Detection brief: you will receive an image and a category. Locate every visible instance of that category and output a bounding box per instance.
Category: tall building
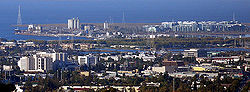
[34,55,53,71]
[68,17,80,29]
[18,57,35,71]
[52,52,68,62]
[17,52,67,72]
[78,55,98,66]
[18,55,53,72]
[68,19,74,29]
[104,21,109,29]
[36,52,68,62]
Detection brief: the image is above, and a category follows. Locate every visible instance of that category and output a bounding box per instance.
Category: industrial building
[183,49,207,58]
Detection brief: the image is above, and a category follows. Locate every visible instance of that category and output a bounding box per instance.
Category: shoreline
[15,32,92,38]
[12,23,162,27]
[13,22,250,38]
[13,22,250,27]
[15,31,250,38]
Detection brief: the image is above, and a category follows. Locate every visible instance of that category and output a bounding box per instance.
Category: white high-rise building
[33,54,53,72]
[18,57,27,71]
[78,56,87,66]
[68,17,80,29]
[104,21,109,29]
[36,52,68,62]
[73,18,77,29]
[68,19,74,29]
[78,55,98,66]
[76,17,80,29]
[34,56,53,71]
[18,56,35,71]
[52,52,68,62]
[18,52,67,72]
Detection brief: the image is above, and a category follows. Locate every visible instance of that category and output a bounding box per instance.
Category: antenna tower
[233,12,235,21]
[122,12,125,27]
[17,5,22,25]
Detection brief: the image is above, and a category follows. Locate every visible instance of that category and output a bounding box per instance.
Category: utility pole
[173,76,175,92]
[5,71,7,80]
[57,70,59,79]
[61,70,63,82]
[234,39,237,47]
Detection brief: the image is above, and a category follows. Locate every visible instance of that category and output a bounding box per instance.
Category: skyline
[0,0,249,92]
[0,0,249,40]
[0,0,250,24]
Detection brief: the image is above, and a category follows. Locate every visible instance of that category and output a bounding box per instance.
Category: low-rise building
[3,65,13,71]
[59,86,140,92]
[80,71,90,76]
[1,42,16,47]
[142,82,161,87]
[211,56,240,64]
[169,72,196,78]
[162,60,184,66]
[183,49,207,58]
[152,66,166,74]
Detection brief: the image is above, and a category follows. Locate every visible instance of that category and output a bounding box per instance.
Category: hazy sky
[0,0,250,23]
[0,0,249,40]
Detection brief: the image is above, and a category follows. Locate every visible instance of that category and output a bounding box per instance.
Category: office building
[34,55,53,71]
[18,56,35,71]
[68,19,74,29]
[51,52,68,62]
[78,55,98,66]
[68,17,80,29]
[104,21,109,29]
[18,52,67,72]
[36,52,68,62]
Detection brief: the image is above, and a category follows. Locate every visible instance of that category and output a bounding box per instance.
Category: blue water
[169,48,250,52]
[0,0,249,40]
[81,48,142,54]
[81,51,116,54]
[96,48,142,52]
[81,48,250,54]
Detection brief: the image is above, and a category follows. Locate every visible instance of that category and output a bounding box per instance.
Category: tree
[0,83,15,92]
